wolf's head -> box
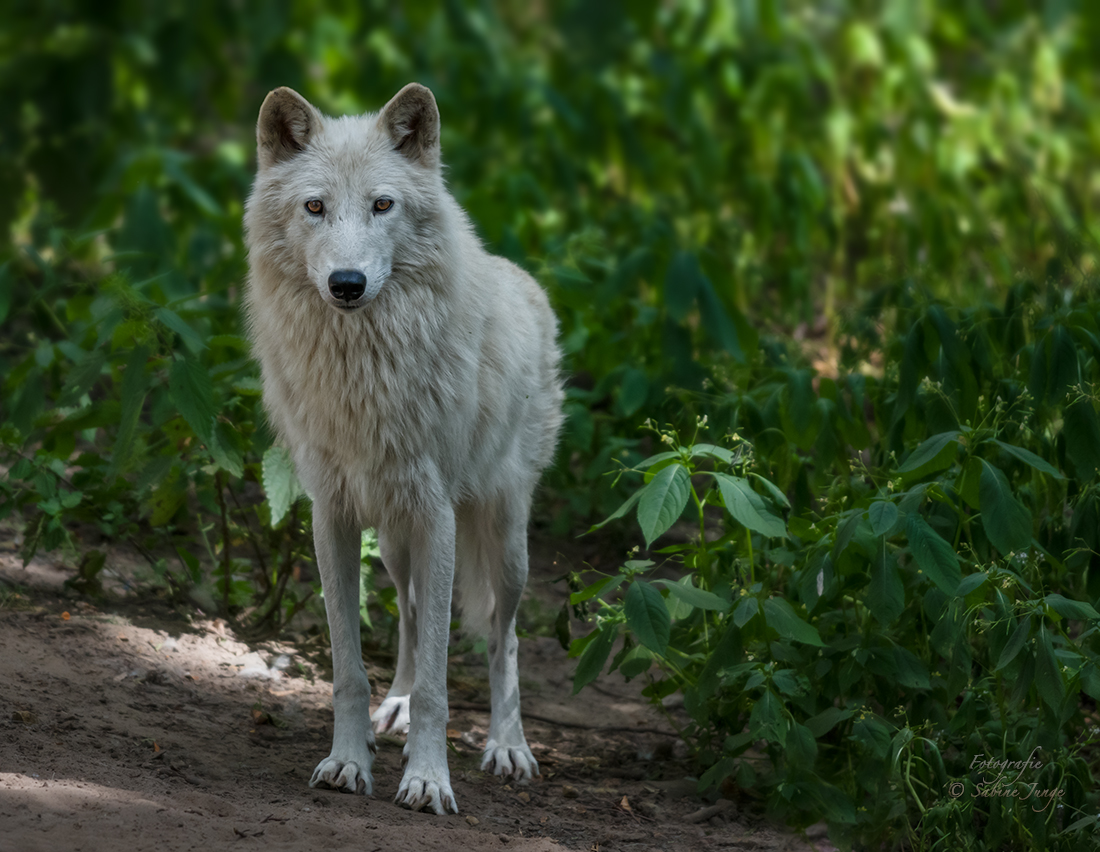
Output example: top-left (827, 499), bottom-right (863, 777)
top-left (246, 83), bottom-right (447, 312)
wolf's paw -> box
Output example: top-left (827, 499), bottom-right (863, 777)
top-left (310, 749), bottom-right (375, 795)
top-left (371, 694), bottom-right (411, 735)
top-left (395, 768), bottom-right (458, 815)
top-left (481, 740), bottom-right (539, 782)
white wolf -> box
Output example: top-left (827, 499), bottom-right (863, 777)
top-left (243, 83), bottom-right (563, 815)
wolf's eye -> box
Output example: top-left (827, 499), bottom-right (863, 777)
top-left (374, 198), bottom-right (393, 213)
top-left (305, 199), bottom-right (324, 215)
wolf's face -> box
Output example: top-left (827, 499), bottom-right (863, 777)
top-left (248, 84), bottom-right (442, 312)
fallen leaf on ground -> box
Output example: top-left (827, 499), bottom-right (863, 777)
top-left (61, 612), bottom-right (70, 620)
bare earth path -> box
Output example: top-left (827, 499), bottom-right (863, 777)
top-left (0, 542), bottom-right (834, 852)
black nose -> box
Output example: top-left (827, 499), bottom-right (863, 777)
top-left (328, 269), bottom-right (367, 302)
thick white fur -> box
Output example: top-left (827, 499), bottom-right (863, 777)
top-left (243, 84), bottom-right (563, 815)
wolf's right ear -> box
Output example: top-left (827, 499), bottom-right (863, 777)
top-left (257, 88), bottom-right (323, 170)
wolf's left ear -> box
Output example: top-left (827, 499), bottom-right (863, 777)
top-left (379, 83), bottom-right (440, 167)
top-left (257, 87), bottom-right (323, 170)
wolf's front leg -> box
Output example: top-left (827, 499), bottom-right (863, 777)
top-left (309, 501), bottom-right (376, 795)
top-left (393, 503), bottom-right (459, 814)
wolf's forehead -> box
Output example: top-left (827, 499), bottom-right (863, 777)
top-left (305, 117), bottom-right (400, 185)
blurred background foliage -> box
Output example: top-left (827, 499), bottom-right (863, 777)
top-left (4, 0), bottom-right (1100, 528)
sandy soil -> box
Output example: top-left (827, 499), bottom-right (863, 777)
top-left (0, 540), bottom-right (835, 852)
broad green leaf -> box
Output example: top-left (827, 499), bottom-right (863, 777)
top-left (1034, 623), bottom-right (1065, 711)
top-left (867, 501), bottom-right (899, 537)
top-left (569, 574), bottom-right (625, 605)
top-left (896, 431), bottom-right (959, 477)
top-left (262, 446), bottom-right (302, 526)
top-left (107, 344), bottom-right (150, 479)
top-left (749, 688), bottom-right (785, 742)
top-left (990, 439), bottom-right (1063, 479)
top-left (572, 625), bottom-right (617, 694)
top-left (1044, 593), bottom-right (1100, 622)
top-left (954, 572), bottom-right (988, 598)
top-left (588, 487), bottom-right (643, 532)
top-left (664, 250), bottom-right (703, 320)
top-left (748, 473), bottom-right (791, 510)
top-left (1064, 400), bottom-right (1100, 479)
top-left (57, 348), bottom-right (107, 408)
top-left (169, 355), bottom-right (217, 445)
top-left (637, 463), bottom-right (691, 547)
top-left (996, 615), bottom-right (1031, 670)
top-left (654, 577), bottom-right (728, 612)
top-left (905, 514), bottom-right (962, 594)
top-left (154, 307), bottom-right (206, 351)
top-left (786, 722), bottom-right (818, 766)
top-left (868, 549), bottom-right (904, 625)
top-left (691, 443), bottom-right (734, 464)
top-left (733, 595), bottom-right (759, 627)
top-left (893, 646), bottom-right (930, 689)
top-left (623, 580), bottom-right (670, 654)
top-left (616, 367), bottom-right (648, 416)
top-left (713, 473), bottom-right (787, 538)
top-left (978, 460), bottom-right (1032, 554)
top-left (805, 706), bottom-right (852, 737)
top-left (763, 597), bottom-right (824, 646)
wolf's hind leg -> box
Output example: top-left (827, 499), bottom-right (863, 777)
top-left (309, 500), bottom-right (375, 795)
top-left (371, 532), bottom-right (415, 735)
top-left (480, 499), bottom-right (539, 782)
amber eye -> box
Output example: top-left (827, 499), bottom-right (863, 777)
top-left (374, 198), bottom-right (393, 213)
top-left (305, 199), bottom-right (324, 215)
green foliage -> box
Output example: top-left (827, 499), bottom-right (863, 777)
top-left (566, 282), bottom-right (1100, 850)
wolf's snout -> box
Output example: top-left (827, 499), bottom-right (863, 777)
top-left (329, 269), bottom-right (367, 302)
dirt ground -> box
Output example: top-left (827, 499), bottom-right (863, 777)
top-left (0, 536), bottom-right (836, 852)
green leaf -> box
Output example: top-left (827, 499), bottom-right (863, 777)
top-left (57, 348), bottom-right (107, 408)
top-left (664, 250), bottom-right (703, 321)
top-left (868, 548), bottom-right (904, 626)
top-left (107, 344), bottom-right (150, 479)
top-left (749, 688), bottom-right (785, 742)
top-left (1034, 623), bottom-right (1065, 711)
top-left (996, 615), bottom-right (1031, 670)
top-left (569, 574), bottom-right (625, 605)
top-left (169, 355), bottom-right (217, 445)
top-left (637, 463), bottom-right (691, 547)
top-left (1064, 400), bottom-right (1100, 479)
top-left (654, 577), bottom-right (728, 612)
top-left (786, 722), bottom-right (818, 767)
top-left (690, 443), bottom-right (733, 464)
top-left (896, 431), bottom-right (959, 477)
top-left (262, 446), bottom-right (302, 526)
top-left (623, 581), bottom-right (670, 654)
top-left (713, 473), bottom-right (787, 538)
top-left (588, 487), bottom-right (643, 532)
top-left (805, 706), bottom-right (852, 738)
top-left (733, 595), bottom-right (759, 627)
top-left (748, 473), bottom-right (791, 510)
top-left (954, 572), bottom-right (988, 598)
top-left (763, 597), bottom-right (824, 646)
top-left (572, 625), bottom-right (617, 694)
top-left (978, 459), bottom-right (1032, 554)
top-left (990, 439), bottom-right (1064, 479)
top-left (905, 513), bottom-right (962, 594)
top-left (1044, 593), bottom-right (1100, 622)
top-left (154, 307), bottom-right (207, 351)
top-left (616, 367), bottom-right (648, 416)
top-left (867, 501), bottom-right (899, 537)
